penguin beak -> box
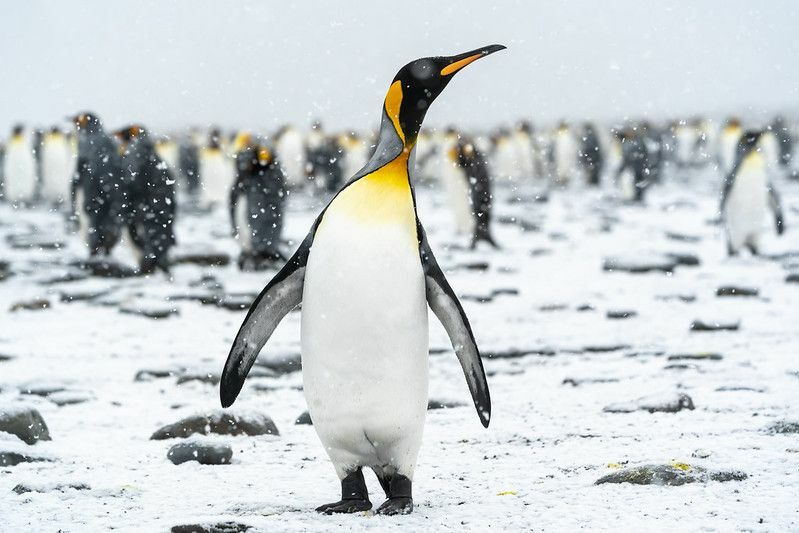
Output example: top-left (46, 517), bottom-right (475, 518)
top-left (440, 44), bottom-right (506, 77)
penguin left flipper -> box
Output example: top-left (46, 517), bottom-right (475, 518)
top-left (418, 223), bottom-right (491, 428)
top-left (220, 229), bottom-right (314, 407)
top-left (768, 184), bottom-right (785, 235)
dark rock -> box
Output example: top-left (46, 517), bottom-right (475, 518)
top-left (0, 407), bottom-right (51, 444)
top-left (665, 232), bottom-right (702, 243)
top-left (0, 261), bottom-right (11, 282)
top-left (663, 363), bottom-right (703, 372)
top-left (0, 451), bottom-right (53, 466)
top-left (60, 289), bottom-right (108, 303)
top-left (253, 352), bottom-right (302, 375)
top-left (483, 347), bottom-right (556, 359)
top-left (0, 354), bottom-right (14, 362)
top-left (151, 411), bottom-right (279, 440)
top-left (451, 261), bottom-right (490, 272)
top-left (539, 303), bottom-right (568, 312)
top-left (9, 298), bottom-right (51, 312)
top-left (167, 441), bottom-right (233, 465)
top-left (715, 385), bottom-right (765, 393)
top-left (667, 353), bottom-right (723, 361)
top-left (562, 377), bottom-right (620, 387)
top-left (764, 421), bottom-right (799, 434)
top-left (716, 286), bottom-right (759, 297)
top-left (171, 522), bottom-right (250, 533)
top-left (135, 367), bottom-right (184, 382)
top-left (603, 254), bottom-right (677, 274)
top-left (603, 392), bottom-right (695, 414)
top-left (530, 248), bottom-right (552, 257)
top-left (170, 252), bottom-right (231, 267)
top-left (691, 319), bottom-right (739, 332)
top-left (786, 273), bottom-right (799, 283)
top-left (13, 482), bottom-right (90, 494)
top-left (119, 302), bottom-right (179, 319)
top-left (583, 344), bottom-right (631, 353)
top-left (72, 258), bottom-right (138, 278)
top-left (20, 382), bottom-right (67, 397)
top-left (176, 372), bottom-right (220, 386)
top-left (294, 411), bottom-right (312, 425)
top-left (665, 252), bottom-right (700, 267)
top-left (427, 399), bottom-right (466, 410)
top-left (595, 464), bottom-right (746, 486)
top-left (576, 303), bottom-right (596, 312)
top-left (491, 288), bottom-right (519, 297)
top-left (215, 294), bottom-right (255, 311)
top-left (6, 234), bottom-right (65, 250)
top-left (656, 294), bottom-right (696, 303)
top-left (461, 294), bottom-right (494, 304)
top-left (47, 390), bottom-right (94, 406)
top-left (606, 309), bottom-right (636, 320)
top-left (37, 269), bottom-right (90, 285)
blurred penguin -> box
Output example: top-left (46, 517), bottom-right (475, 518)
top-left (339, 130), bottom-right (369, 183)
top-left (230, 139), bottom-right (287, 270)
top-left (513, 121), bottom-right (536, 180)
top-left (721, 130), bottom-right (785, 256)
top-left (199, 127), bottom-right (235, 208)
top-left (579, 122), bottom-right (603, 186)
top-left (40, 126), bottom-right (74, 206)
top-left (673, 120), bottom-right (697, 169)
top-left (553, 121), bottom-right (578, 186)
top-left (492, 127), bottom-right (520, 183)
top-left (616, 128), bottom-right (651, 203)
top-left (307, 132), bottom-right (343, 193)
top-left (275, 124), bottom-right (307, 189)
top-left (718, 117), bottom-right (743, 176)
top-left (117, 125), bottom-right (177, 273)
top-left (155, 136), bottom-right (179, 178)
top-left (454, 137), bottom-right (497, 249)
top-left (178, 131), bottom-right (201, 197)
top-left (440, 128), bottom-right (473, 236)
top-left (1, 124), bottom-right (36, 204)
top-left (772, 116), bottom-right (793, 170)
top-left (69, 112), bottom-right (126, 256)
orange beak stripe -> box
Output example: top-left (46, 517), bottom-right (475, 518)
top-left (440, 53), bottom-right (483, 76)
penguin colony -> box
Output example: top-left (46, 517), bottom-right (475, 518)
top-left (0, 47), bottom-right (796, 515)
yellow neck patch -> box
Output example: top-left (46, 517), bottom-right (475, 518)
top-left (384, 80), bottom-right (405, 144)
top-left (319, 151), bottom-right (417, 239)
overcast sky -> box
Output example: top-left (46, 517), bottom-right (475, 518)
top-left (2, 1), bottom-right (797, 135)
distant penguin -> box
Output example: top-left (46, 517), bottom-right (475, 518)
top-left (454, 137), bottom-right (497, 248)
top-left (199, 127), bottom-right (235, 208)
top-left (579, 122), bottom-right (603, 186)
top-left (673, 120), bottom-right (696, 168)
top-left (117, 125), bottom-right (177, 273)
top-left (340, 131), bottom-right (369, 183)
top-left (721, 130), bottom-right (785, 256)
top-left (718, 118), bottom-right (743, 176)
top-left (553, 122), bottom-right (578, 186)
top-left (307, 132), bottom-right (344, 193)
top-left (155, 137), bottom-right (180, 178)
top-left (230, 141), bottom-right (287, 270)
top-left (275, 124), bottom-right (307, 189)
top-left (772, 116), bottom-right (793, 169)
top-left (1, 124), bottom-right (36, 204)
top-left (40, 126), bottom-right (73, 206)
top-left (513, 121), bottom-right (535, 180)
top-left (640, 122), bottom-right (664, 184)
top-left (178, 133), bottom-right (201, 196)
top-left (440, 128), bottom-right (473, 236)
top-left (492, 127), bottom-right (520, 183)
top-left (70, 112), bottom-right (126, 256)
top-left (616, 129), bottom-right (651, 203)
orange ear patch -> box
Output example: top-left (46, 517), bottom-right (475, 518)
top-left (384, 80), bottom-right (405, 144)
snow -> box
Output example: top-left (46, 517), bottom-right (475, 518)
top-left (1, 169), bottom-right (798, 531)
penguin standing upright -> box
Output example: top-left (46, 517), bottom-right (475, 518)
top-left (721, 131), bottom-right (785, 256)
top-left (1, 124), bottom-right (36, 204)
top-left (553, 121), bottom-right (578, 186)
top-left (454, 137), bottom-right (497, 248)
top-left (199, 127), bottom-right (235, 209)
top-left (616, 128), bottom-right (651, 203)
top-left (492, 127), bottom-right (520, 183)
top-left (513, 121), bottom-right (535, 180)
top-left (117, 125), bottom-right (176, 273)
top-left (178, 132), bottom-right (201, 197)
top-left (230, 139), bottom-right (287, 270)
top-left (440, 127), bottom-right (474, 236)
top-left (579, 122), bottom-right (603, 186)
top-left (220, 44), bottom-right (504, 516)
top-left (69, 113), bottom-right (126, 256)
top-left (772, 116), bottom-right (793, 169)
top-left (40, 126), bottom-right (73, 206)
top-left (718, 118), bottom-right (743, 176)
top-left (275, 124), bottom-right (307, 189)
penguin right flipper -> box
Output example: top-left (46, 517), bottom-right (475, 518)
top-left (220, 228), bottom-right (315, 408)
top-left (768, 183), bottom-right (785, 235)
top-left (418, 223), bottom-right (491, 428)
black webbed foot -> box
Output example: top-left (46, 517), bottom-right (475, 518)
top-left (374, 472), bottom-right (413, 515)
top-left (375, 497), bottom-right (413, 515)
top-left (315, 499), bottom-right (372, 514)
top-left (316, 468), bottom-right (371, 514)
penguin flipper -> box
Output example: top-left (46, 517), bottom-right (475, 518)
top-left (418, 224), bottom-right (491, 428)
top-left (220, 230), bottom-right (313, 408)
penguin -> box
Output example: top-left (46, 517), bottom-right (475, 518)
top-left (117, 125), bottom-right (177, 273)
top-left (673, 119), bottom-right (697, 169)
top-left (220, 44), bottom-right (504, 516)
top-left (454, 137), bottom-right (497, 248)
top-left (721, 130), bottom-right (785, 256)
top-left (69, 112), bottom-right (126, 256)
top-left (306, 132), bottom-right (344, 193)
top-left (178, 132), bottom-right (201, 197)
top-left (230, 139), bottom-right (287, 270)
top-left (154, 136), bottom-right (180, 178)
top-left (718, 118), bottom-right (743, 176)
top-left (512, 121), bottom-right (535, 180)
top-left (339, 131), bottom-right (370, 186)
top-left (1, 124), bottom-right (36, 204)
top-left (275, 124), bottom-right (307, 189)
top-left (553, 121), bottom-right (578, 186)
top-left (40, 126), bottom-right (74, 206)
top-left (772, 116), bottom-right (793, 169)
top-left (578, 122), bottom-right (603, 186)
top-left (440, 127), bottom-right (474, 236)
top-left (616, 128), bottom-right (651, 203)
top-left (492, 126), bottom-right (520, 183)
top-left (199, 127), bottom-right (235, 209)
top-left (639, 121), bottom-right (664, 184)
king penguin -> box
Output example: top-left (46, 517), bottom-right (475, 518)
top-left (1, 124), bottom-right (36, 204)
top-left (721, 130), bottom-right (785, 256)
top-left (220, 44), bottom-right (505, 516)
top-left (40, 126), bottom-right (74, 206)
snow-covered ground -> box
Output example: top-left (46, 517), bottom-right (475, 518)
top-left (1, 168), bottom-right (798, 531)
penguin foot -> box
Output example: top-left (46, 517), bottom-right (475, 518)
top-left (315, 499), bottom-right (372, 514)
top-left (375, 497), bottom-right (413, 515)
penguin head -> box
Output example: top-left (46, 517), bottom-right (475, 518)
top-left (736, 130), bottom-right (762, 158)
top-left (73, 112), bottom-right (101, 133)
top-left (11, 124), bottom-right (24, 137)
top-left (384, 44), bottom-right (505, 147)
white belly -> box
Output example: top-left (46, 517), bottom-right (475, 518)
top-left (3, 143), bottom-right (36, 201)
top-left (41, 141), bottom-right (72, 203)
top-left (725, 160), bottom-right (769, 248)
top-left (199, 152), bottom-right (233, 206)
top-left (301, 216), bottom-right (428, 474)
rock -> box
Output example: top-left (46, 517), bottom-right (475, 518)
top-left (0, 354), bottom-right (14, 362)
top-left (167, 440), bottom-right (233, 465)
top-left (9, 298), bottom-right (51, 312)
top-left (72, 258), bottom-right (138, 278)
top-left (583, 344), bottom-right (631, 353)
top-left (491, 288), bottom-right (519, 297)
top-left (6, 233), bottom-right (65, 250)
top-left (120, 301), bottom-right (179, 319)
top-left (135, 367), bottom-right (184, 382)
top-left (665, 232), bottom-right (702, 243)
top-left (603, 254), bottom-right (677, 274)
top-left (665, 252), bottom-right (700, 267)
top-left (294, 411), bottom-right (312, 425)
top-left (461, 294), bottom-right (494, 304)
top-left (176, 372), bottom-right (220, 386)
top-left (576, 303), bottom-right (596, 312)
top-left (603, 392), bottom-right (695, 414)
top-left (595, 464), bottom-right (746, 486)
top-left (715, 385), bottom-right (765, 393)
top-left (538, 303), bottom-right (568, 312)
top-left (171, 522), bottom-right (251, 533)
top-left (170, 251), bottom-right (231, 267)
top-left (656, 293), bottom-right (696, 303)
top-left (764, 421), bottom-right (799, 434)
top-left (691, 319), bottom-right (740, 332)
top-left (483, 347), bottom-right (556, 359)
top-left (60, 289), bottom-right (109, 303)
top-left (716, 286), bottom-right (759, 297)
top-left (786, 273), bottom-right (799, 283)
top-left (168, 292), bottom-right (220, 305)
top-left (0, 451), bottom-right (53, 466)
top-left (606, 309), bottom-right (637, 320)
top-left (427, 399), bottom-right (466, 410)
top-left (667, 352), bottom-right (723, 361)
top-left (529, 247), bottom-right (552, 257)
top-left (0, 407), bottom-right (51, 444)
top-left (0, 261), bottom-right (11, 282)
top-left (13, 482), bottom-right (90, 494)
top-left (663, 363), bottom-right (704, 372)
top-left (37, 268), bottom-right (90, 285)
top-left (253, 352), bottom-right (302, 375)
top-left (47, 390), bottom-right (94, 406)
top-left (562, 377), bottom-right (620, 387)
top-left (20, 382), bottom-right (67, 397)
top-left (151, 411), bottom-right (279, 440)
